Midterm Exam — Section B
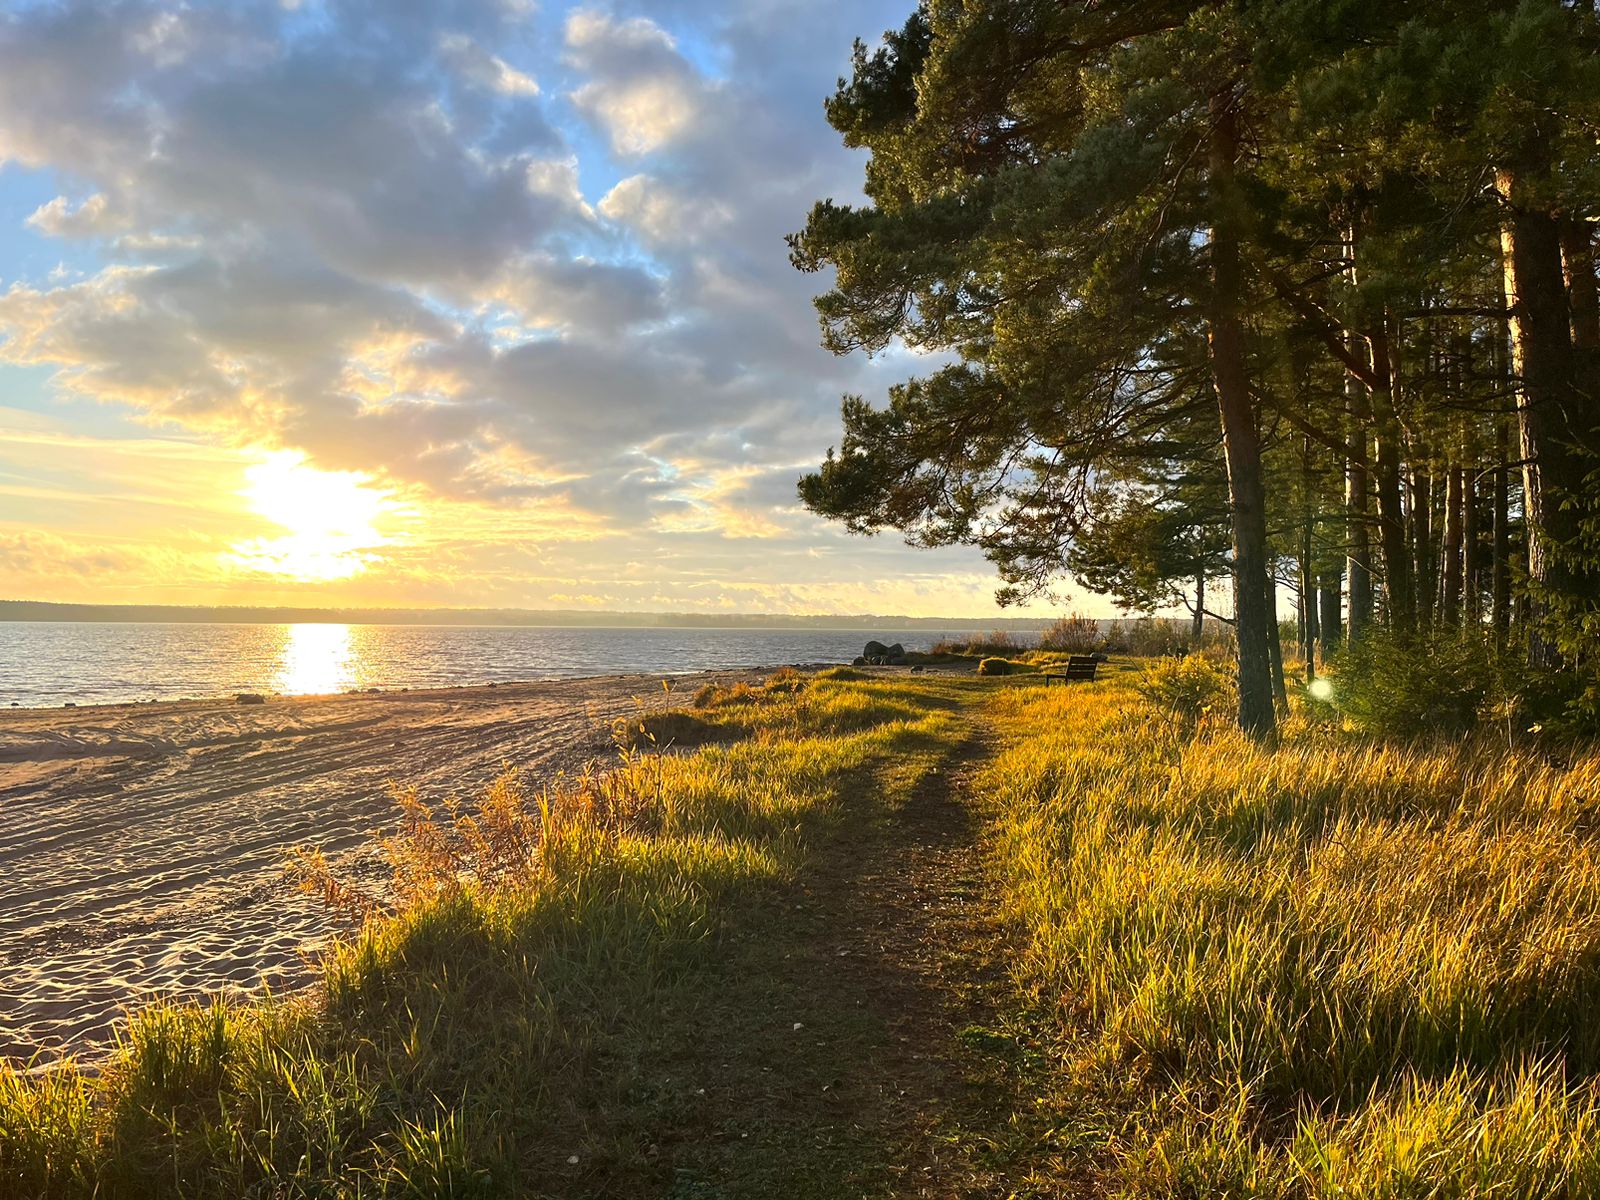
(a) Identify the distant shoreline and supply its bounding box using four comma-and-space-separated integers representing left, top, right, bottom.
0, 599, 1059, 631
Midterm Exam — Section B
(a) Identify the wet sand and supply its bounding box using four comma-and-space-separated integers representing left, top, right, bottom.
0, 670, 772, 1063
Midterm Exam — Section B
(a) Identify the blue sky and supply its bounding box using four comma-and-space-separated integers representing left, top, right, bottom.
0, 0, 1082, 616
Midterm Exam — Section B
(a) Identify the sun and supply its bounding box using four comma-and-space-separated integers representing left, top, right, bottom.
227, 451, 395, 581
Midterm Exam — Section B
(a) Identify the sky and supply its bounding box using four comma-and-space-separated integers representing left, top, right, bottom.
0, 0, 1083, 617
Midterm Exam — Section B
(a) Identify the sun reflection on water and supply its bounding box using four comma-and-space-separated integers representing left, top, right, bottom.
274, 623, 357, 696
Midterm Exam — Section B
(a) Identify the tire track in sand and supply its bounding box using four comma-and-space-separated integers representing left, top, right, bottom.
0, 671, 767, 1062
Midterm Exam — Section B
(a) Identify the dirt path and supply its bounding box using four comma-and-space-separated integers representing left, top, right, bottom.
635, 708, 1051, 1199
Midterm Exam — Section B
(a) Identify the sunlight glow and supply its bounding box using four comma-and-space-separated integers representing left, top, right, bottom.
228, 452, 394, 580
274, 623, 357, 695
1307, 677, 1334, 701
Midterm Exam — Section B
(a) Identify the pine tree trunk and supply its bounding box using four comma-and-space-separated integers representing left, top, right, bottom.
1345, 340, 1374, 639
1318, 573, 1342, 661
1299, 437, 1316, 677
1442, 461, 1464, 628
1462, 459, 1481, 628
1562, 219, 1600, 446
1208, 95, 1275, 738
1491, 330, 1513, 640
1496, 167, 1597, 667
1192, 568, 1206, 644
1369, 322, 1412, 634
1492, 428, 1512, 638
1563, 219, 1600, 352
1410, 463, 1436, 634
1267, 568, 1289, 710
1299, 551, 1315, 681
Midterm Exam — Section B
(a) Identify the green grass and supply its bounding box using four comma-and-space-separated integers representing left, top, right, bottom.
977, 672, 1600, 1197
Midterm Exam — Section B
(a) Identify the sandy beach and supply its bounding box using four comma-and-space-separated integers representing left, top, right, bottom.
0, 670, 773, 1063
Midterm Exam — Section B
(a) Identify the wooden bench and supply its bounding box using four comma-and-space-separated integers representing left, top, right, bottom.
1043, 655, 1101, 686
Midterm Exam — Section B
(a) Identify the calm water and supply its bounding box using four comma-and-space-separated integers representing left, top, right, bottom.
0, 622, 1003, 708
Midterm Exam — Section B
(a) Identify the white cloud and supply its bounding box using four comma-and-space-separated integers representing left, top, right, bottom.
491, 255, 666, 334
599, 174, 730, 244
26, 194, 124, 239
0, 0, 1044, 613
565, 11, 707, 154
439, 33, 540, 97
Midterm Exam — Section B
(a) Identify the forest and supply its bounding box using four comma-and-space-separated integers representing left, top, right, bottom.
791, 0, 1600, 737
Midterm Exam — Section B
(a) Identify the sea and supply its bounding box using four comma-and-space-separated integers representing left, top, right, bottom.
0, 622, 1025, 708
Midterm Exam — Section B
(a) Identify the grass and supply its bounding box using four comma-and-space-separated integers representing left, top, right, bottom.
0, 672, 973, 1198
7, 664, 1599, 1197
977, 672, 1600, 1197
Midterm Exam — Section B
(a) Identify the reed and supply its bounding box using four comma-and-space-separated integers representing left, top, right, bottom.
979, 674, 1600, 1196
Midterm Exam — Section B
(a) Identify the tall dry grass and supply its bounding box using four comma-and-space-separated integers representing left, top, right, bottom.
929, 629, 1027, 657
1036, 613, 1104, 654
980, 674, 1600, 1196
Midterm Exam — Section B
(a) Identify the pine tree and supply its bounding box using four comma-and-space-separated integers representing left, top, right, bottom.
793, 2, 1287, 735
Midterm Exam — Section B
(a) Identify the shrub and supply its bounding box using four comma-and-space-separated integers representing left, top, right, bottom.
1331, 630, 1514, 738
763, 666, 808, 694
1037, 613, 1103, 654
1132, 652, 1235, 726
1102, 616, 1199, 658
931, 630, 1024, 657
974, 657, 1039, 677
692, 681, 759, 709
815, 666, 870, 682
619, 710, 724, 750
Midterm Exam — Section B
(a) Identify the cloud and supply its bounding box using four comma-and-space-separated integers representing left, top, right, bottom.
565, 11, 708, 154
491, 255, 667, 334
598, 174, 731, 245
0, 0, 1049, 614
0, 1, 585, 290
439, 33, 540, 96
26, 194, 124, 239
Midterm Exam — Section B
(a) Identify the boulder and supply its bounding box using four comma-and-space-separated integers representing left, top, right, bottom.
863, 639, 891, 659
236, 693, 266, 705
886, 643, 905, 659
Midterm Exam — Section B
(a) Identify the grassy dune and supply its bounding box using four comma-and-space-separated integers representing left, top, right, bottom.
981, 676, 1600, 1197
5, 665, 1600, 1197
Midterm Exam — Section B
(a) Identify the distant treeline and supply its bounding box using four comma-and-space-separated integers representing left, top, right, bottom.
0, 599, 1060, 631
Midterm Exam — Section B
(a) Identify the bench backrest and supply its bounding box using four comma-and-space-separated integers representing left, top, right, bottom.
1064, 655, 1098, 679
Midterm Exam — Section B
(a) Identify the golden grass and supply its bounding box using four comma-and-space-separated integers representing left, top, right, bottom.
979, 673, 1600, 1196
10, 663, 1596, 1196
